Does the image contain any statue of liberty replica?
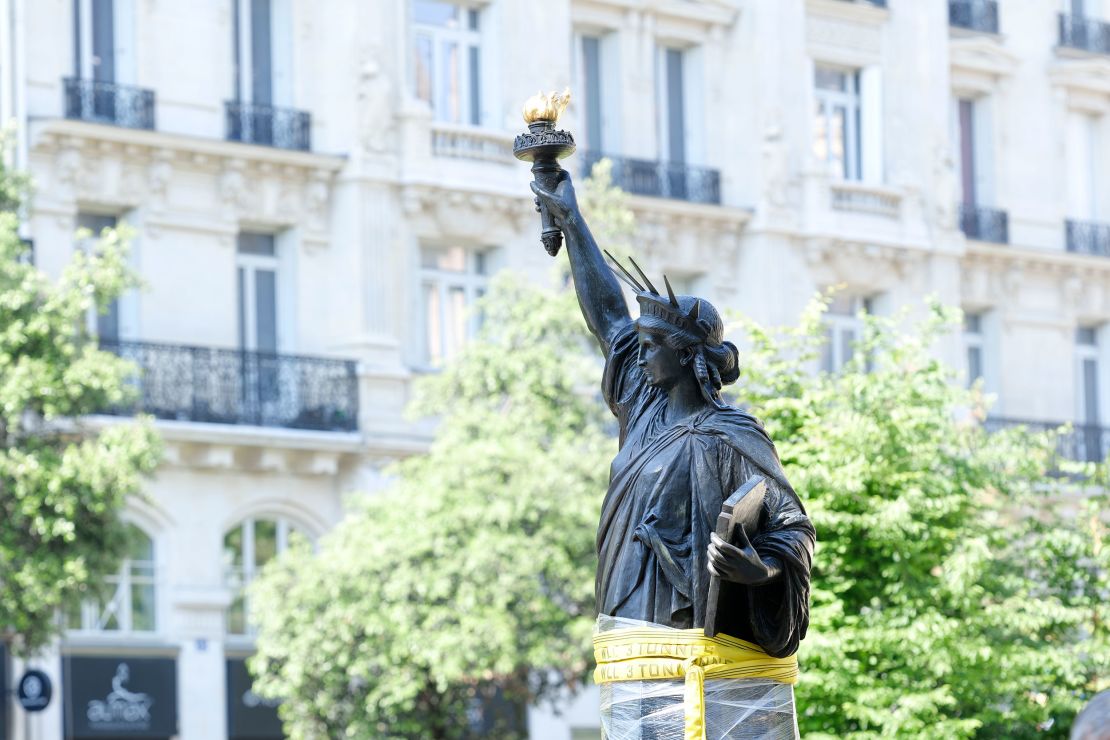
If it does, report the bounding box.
[518,91,816,740]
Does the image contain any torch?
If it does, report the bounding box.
[513,88,576,256]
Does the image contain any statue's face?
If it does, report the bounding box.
[637,329,687,390]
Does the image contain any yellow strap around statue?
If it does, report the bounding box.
[593,626,798,740]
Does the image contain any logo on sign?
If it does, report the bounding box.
[86,663,154,730]
[18,669,52,711]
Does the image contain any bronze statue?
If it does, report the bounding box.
[529,170,816,659]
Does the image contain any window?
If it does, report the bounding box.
[73,0,135,83]
[1076,326,1104,461]
[420,245,488,366]
[224,517,309,635]
[821,294,872,373]
[78,213,121,343]
[237,233,279,353]
[576,33,614,154]
[964,312,985,387]
[954,96,994,207]
[814,67,861,181]
[67,524,156,634]
[233,0,291,106]
[412,0,482,126]
[1067,112,1100,221]
[1077,327,1101,425]
[659,47,687,165]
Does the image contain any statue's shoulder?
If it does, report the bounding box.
[694,406,781,467]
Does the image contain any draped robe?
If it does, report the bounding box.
[595,323,816,658]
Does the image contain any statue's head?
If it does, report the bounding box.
[607,253,740,408]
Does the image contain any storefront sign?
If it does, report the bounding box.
[226,658,284,740]
[16,669,52,712]
[63,656,177,738]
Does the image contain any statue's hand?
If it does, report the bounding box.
[530,170,579,228]
[708,529,781,586]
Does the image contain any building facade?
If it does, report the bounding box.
[1,0,1109,738]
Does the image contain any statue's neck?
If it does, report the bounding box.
[663,375,709,425]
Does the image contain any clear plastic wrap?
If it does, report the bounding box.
[596,615,799,740]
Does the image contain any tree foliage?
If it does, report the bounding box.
[734,302,1110,738]
[0,162,160,651]
[251,166,1108,738]
[250,162,632,738]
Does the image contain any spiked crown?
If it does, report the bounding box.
[605,251,722,347]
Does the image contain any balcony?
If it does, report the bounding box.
[100,340,359,432]
[986,417,1110,465]
[63,78,155,130]
[949,0,1000,34]
[1066,219,1110,257]
[430,124,515,164]
[1059,13,1110,55]
[959,203,1009,244]
[581,152,721,205]
[225,101,311,151]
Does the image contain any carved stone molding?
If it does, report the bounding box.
[30,119,342,239]
[400,183,533,242]
[1048,56,1110,114]
[950,36,1020,96]
[804,237,927,289]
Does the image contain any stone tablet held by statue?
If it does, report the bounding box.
[704,475,767,638]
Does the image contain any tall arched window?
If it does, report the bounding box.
[67,523,157,633]
[223,517,309,635]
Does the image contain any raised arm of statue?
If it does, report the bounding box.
[531,171,630,353]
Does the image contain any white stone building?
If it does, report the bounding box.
[0,0,1108,738]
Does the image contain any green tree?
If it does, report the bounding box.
[251,166,1107,738]
[734,302,1110,738]
[250,162,631,739]
[0,162,160,651]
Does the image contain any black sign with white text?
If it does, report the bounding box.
[63,656,177,739]
[226,658,284,740]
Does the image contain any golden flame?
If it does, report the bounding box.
[522,88,572,124]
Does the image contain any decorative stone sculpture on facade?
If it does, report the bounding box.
[519,93,816,740]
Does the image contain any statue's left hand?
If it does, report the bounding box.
[708,529,781,586]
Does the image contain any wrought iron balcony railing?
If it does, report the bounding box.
[949,0,1000,34]
[1066,219,1110,257]
[100,340,359,432]
[581,151,721,205]
[225,101,311,151]
[1059,13,1110,55]
[63,77,155,130]
[985,417,1110,465]
[959,203,1009,244]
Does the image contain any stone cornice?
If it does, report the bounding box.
[29,119,343,237]
[30,118,346,175]
[949,36,1020,96]
[964,242,1110,275]
[806,0,889,27]
[1048,55,1110,114]
[571,0,737,33]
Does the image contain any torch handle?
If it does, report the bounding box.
[532,160,564,257]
